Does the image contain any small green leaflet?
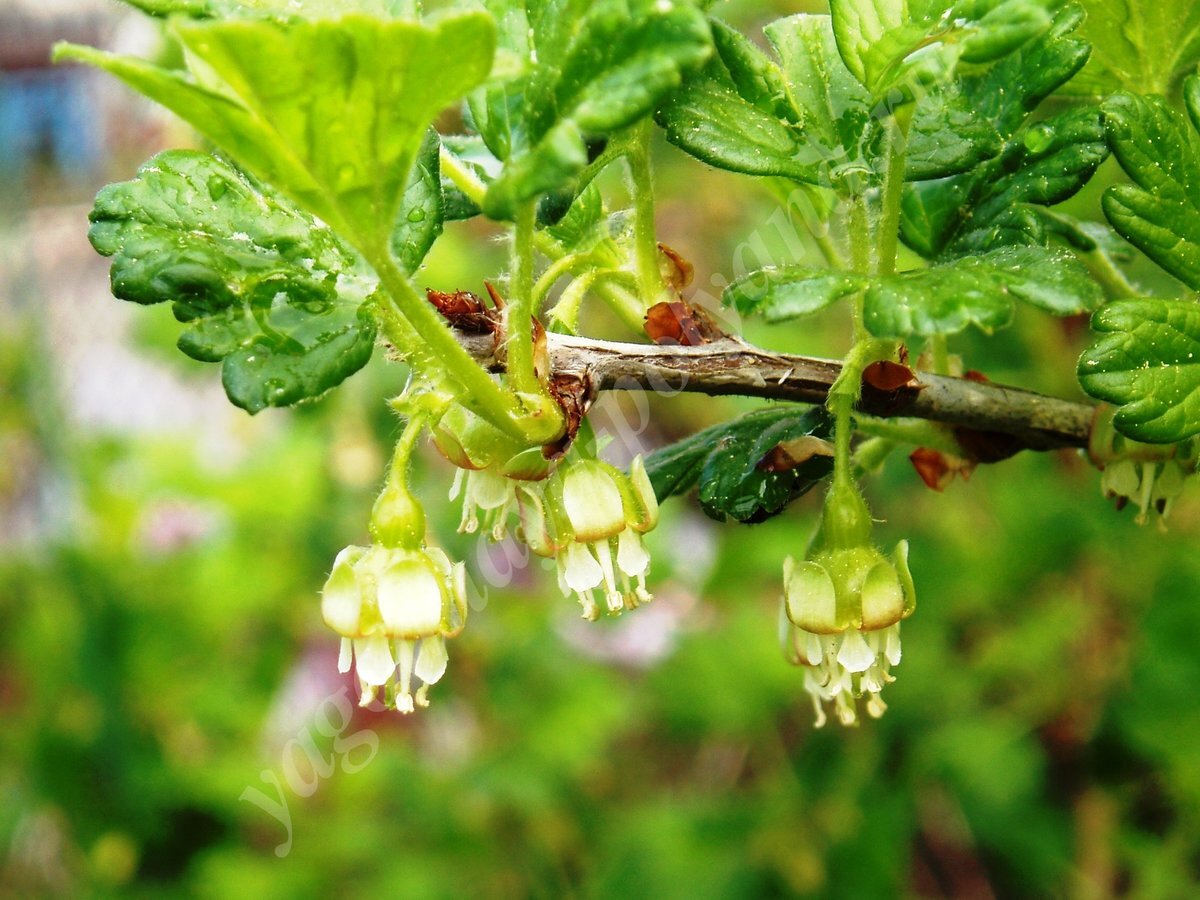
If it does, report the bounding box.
[829,0,1052,98]
[1068,0,1200,96]
[644,407,833,523]
[898,7,1103,258]
[656,14,1000,192]
[55,13,494,255]
[1102,79,1200,291]
[89,151,378,413]
[725,246,1099,337]
[1079,298,1200,443]
[471,0,712,220]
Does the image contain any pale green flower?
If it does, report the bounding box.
[321,543,467,713]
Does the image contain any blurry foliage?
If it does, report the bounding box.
[4,244,1200,898]
[2,0,1200,896]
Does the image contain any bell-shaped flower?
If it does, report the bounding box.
[523,455,659,619]
[433,402,553,541]
[321,543,467,713]
[780,478,915,727]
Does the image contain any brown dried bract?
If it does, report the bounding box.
[544,372,594,460]
[426,288,498,334]
[909,447,975,492]
[644,299,726,346]
[863,360,921,392]
[757,436,835,473]
[657,242,695,292]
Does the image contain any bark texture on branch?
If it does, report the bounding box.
[456,332,1095,452]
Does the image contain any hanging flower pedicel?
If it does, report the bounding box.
[321,415,468,713]
[781,465,916,727]
[518,455,659,620]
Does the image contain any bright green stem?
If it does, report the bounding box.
[507,200,543,399]
[627,121,668,307]
[533,252,594,310]
[876,109,911,278]
[929,334,951,375]
[854,415,963,456]
[439,146,488,206]
[1085,247,1140,300]
[439,145,647,335]
[371,411,428,550]
[366,247,560,444]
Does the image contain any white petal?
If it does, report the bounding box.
[616,529,650,577]
[414,635,449,685]
[338,637,353,673]
[469,469,513,511]
[376,558,445,637]
[562,541,603,592]
[836,629,876,673]
[353,634,395,686]
[803,630,825,667]
[321,547,366,636]
[884,623,902,666]
[562,462,626,541]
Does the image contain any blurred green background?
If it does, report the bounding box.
[3,2,1200,897]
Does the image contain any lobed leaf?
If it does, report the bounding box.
[475,0,712,219]
[1101,80,1200,291]
[645,407,833,523]
[1079,298,1200,442]
[863,246,1100,337]
[1067,0,1200,96]
[89,151,379,413]
[56,13,495,254]
[658,14,1000,192]
[728,246,1099,337]
[830,0,1052,98]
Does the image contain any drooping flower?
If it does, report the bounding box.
[780,477,916,727]
[433,402,552,541]
[519,456,659,619]
[321,543,467,713]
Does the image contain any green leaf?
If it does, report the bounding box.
[1079,298,1200,442]
[830,0,1051,97]
[645,407,833,523]
[902,106,1107,257]
[1068,0,1200,96]
[1101,81,1200,290]
[724,268,865,322]
[657,14,1000,191]
[728,246,1099,335]
[899,8,1102,257]
[55,13,495,253]
[475,0,712,219]
[863,246,1100,337]
[88,150,378,413]
[392,129,444,275]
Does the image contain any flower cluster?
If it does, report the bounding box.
[780,478,916,727]
[321,543,467,712]
[1090,411,1197,527]
[517,456,659,620]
